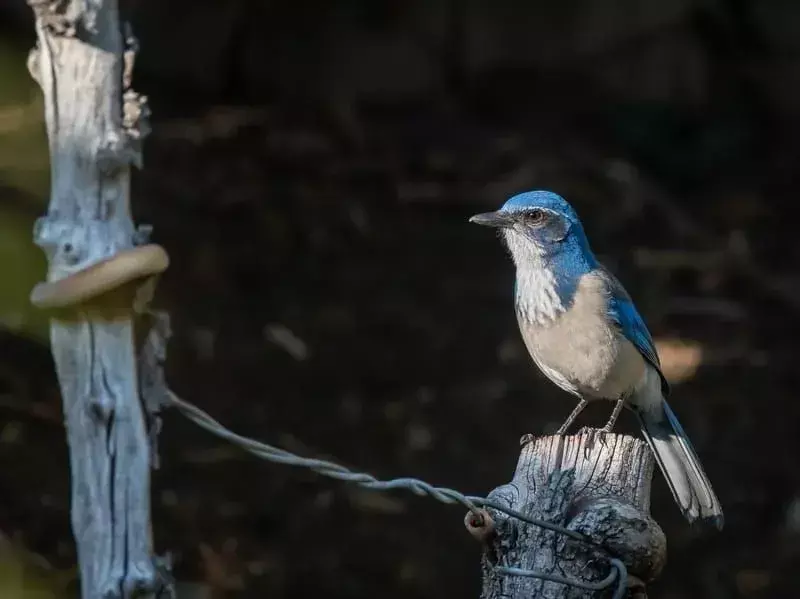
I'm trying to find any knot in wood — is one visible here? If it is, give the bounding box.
[465,509,495,543]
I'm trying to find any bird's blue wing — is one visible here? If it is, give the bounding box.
[600,267,670,396]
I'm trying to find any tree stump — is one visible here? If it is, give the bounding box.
[470,430,667,599]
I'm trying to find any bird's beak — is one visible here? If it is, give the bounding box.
[469,211,515,228]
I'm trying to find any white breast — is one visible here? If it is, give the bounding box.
[517,272,646,400]
[514,264,565,325]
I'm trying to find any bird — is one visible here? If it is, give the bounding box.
[469,190,723,530]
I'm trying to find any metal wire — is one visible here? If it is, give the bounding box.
[167,390,628,597]
[497,558,628,599]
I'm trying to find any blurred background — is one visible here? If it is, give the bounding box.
[1,0,799,597]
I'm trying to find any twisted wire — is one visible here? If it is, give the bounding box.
[166,391,627,597]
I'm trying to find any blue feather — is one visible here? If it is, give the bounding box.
[502,191,581,224]
[601,267,670,396]
[501,190,596,308]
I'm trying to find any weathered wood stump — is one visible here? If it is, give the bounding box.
[469,430,667,599]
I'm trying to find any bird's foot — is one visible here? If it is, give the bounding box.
[555,399,589,436]
[599,399,626,434]
[576,426,611,458]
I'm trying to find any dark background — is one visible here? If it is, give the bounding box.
[1,1,799,597]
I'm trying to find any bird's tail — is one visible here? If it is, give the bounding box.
[635,399,724,530]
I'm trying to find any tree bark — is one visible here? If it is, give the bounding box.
[26,1,171,598]
[473,430,667,599]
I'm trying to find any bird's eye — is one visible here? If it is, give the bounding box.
[524,209,546,225]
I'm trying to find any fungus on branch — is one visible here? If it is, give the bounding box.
[26,1,173,597]
[30,244,169,309]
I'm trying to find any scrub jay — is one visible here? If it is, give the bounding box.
[470,190,723,529]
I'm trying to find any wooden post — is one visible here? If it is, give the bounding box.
[26,1,172,598]
[469,430,667,599]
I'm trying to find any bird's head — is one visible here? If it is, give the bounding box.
[469,190,596,272]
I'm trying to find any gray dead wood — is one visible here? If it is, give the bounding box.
[26,1,172,598]
[473,431,667,599]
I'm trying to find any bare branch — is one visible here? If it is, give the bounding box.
[26,1,172,597]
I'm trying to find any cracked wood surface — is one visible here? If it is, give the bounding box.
[26,1,169,597]
[478,431,667,598]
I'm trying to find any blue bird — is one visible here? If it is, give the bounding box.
[470,190,723,529]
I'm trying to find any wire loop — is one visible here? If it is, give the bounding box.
[167,391,628,598]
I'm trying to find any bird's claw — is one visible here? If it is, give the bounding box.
[576,426,611,459]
